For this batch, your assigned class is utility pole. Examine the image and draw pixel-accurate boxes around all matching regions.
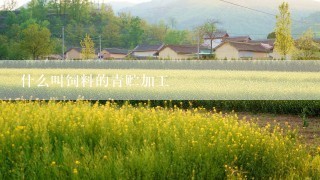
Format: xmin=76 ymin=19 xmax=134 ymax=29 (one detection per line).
xmin=99 ymin=35 xmax=102 ymax=60
xmin=62 ymin=26 xmax=65 ymax=60
xmin=197 ymin=33 xmax=200 ymax=60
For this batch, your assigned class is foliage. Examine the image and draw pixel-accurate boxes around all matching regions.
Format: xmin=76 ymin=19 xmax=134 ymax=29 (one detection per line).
xmin=21 ymin=23 xmax=52 ymax=60
xmin=198 ymin=19 xmax=219 ymax=54
xmin=267 ymin=32 xmax=276 ymax=39
xmin=0 ymin=1 xmax=192 ymax=60
xmin=0 ymin=101 xmax=319 ymax=179
xmin=293 ymin=29 xmax=320 ymax=60
xmin=274 ymin=2 xmax=295 ymax=59
xmin=80 ymin=33 xmax=95 ymax=60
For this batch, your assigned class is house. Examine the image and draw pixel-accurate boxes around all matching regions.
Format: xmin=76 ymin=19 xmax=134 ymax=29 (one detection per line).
xmin=65 ymin=47 xmax=98 ymax=60
xmin=130 ymin=44 xmax=164 ymax=59
xmin=65 ymin=47 xmax=82 ymax=60
xmin=158 ymin=45 xmax=198 ymax=59
xmin=214 ymin=41 xmax=272 ymax=60
xmin=224 ymin=36 xmax=252 ymax=43
xmin=202 ymin=31 xmax=229 ymax=49
xmin=100 ymin=48 xmax=129 ymax=59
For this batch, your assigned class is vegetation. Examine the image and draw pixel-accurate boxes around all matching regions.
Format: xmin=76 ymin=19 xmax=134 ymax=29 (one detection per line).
xmin=80 ymin=34 xmax=95 ymax=60
xmin=0 ymin=0 xmax=194 ymax=60
xmin=274 ymin=2 xmax=295 ymax=59
xmin=294 ymin=29 xmax=320 ymax=60
xmin=0 ymin=101 xmax=319 ymax=179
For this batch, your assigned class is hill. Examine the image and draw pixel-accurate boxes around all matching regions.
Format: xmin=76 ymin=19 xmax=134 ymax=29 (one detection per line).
xmin=121 ymin=0 xmax=320 ymax=39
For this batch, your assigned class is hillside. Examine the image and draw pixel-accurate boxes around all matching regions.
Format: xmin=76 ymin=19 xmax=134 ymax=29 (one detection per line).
xmin=121 ymin=0 xmax=320 ymax=39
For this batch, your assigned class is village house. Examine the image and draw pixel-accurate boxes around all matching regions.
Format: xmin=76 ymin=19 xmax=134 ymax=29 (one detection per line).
xmin=214 ymin=41 xmax=273 ymax=60
xmin=158 ymin=45 xmax=199 ymax=59
xmin=202 ymin=31 xmax=229 ymax=49
xmin=224 ymin=36 xmax=252 ymax=43
xmin=100 ymin=48 xmax=129 ymax=59
xmin=64 ymin=47 xmax=82 ymax=60
xmin=130 ymin=44 xmax=164 ymax=59
xmin=65 ymin=47 xmax=99 ymax=60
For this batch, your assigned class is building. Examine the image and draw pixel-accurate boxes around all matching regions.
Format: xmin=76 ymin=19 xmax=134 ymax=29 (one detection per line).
xmin=224 ymin=36 xmax=252 ymax=43
xmin=100 ymin=48 xmax=129 ymax=59
xmin=214 ymin=41 xmax=272 ymax=60
xmin=130 ymin=44 xmax=164 ymax=59
xmin=65 ymin=47 xmax=99 ymax=60
xmin=158 ymin=45 xmax=198 ymax=59
xmin=202 ymin=31 xmax=229 ymax=49
xmin=65 ymin=48 xmax=82 ymax=60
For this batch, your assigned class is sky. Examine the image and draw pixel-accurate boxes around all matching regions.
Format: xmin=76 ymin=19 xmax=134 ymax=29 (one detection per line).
xmin=1 ymin=0 xmax=151 ymax=8
xmin=1 ymin=0 xmax=319 ymax=9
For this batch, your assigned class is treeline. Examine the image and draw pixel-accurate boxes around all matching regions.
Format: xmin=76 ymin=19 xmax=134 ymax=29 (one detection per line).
xmin=0 ymin=0 xmax=194 ymax=60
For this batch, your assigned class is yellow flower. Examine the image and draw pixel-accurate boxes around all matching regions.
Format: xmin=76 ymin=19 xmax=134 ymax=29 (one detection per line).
xmin=103 ymin=155 xmax=108 ymax=160
xmin=73 ymin=168 xmax=78 ymax=174
xmin=51 ymin=161 xmax=56 ymax=166
xmin=75 ymin=160 xmax=80 ymax=165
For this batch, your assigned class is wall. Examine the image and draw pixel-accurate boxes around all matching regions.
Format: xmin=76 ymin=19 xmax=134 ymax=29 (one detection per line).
xmin=66 ymin=49 xmax=82 ymax=60
xmin=215 ymin=43 xmax=239 ymax=59
xmin=133 ymin=51 xmax=157 ymax=57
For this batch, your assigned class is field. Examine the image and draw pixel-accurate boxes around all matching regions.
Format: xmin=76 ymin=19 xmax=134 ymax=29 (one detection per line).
xmin=1 ymin=69 xmax=320 ymax=100
xmin=0 ymin=101 xmax=320 ymax=179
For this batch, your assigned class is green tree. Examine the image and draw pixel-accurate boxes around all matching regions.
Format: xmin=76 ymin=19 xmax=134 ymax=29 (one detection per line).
xmin=0 ymin=35 xmax=9 ymax=59
xmin=21 ymin=23 xmax=52 ymax=60
xmin=274 ymin=2 xmax=294 ymax=59
xmin=199 ymin=19 xmax=219 ymax=54
xmin=164 ymin=30 xmax=190 ymax=45
xmin=80 ymin=33 xmax=95 ymax=59
xmin=294 ymin=29 xmax=320 ymax=59
xmin=267 ymin=32 xmax=276 ymax=39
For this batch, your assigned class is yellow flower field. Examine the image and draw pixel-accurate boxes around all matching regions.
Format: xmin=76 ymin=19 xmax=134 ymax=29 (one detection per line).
xmin=0 ymin=101 xmax=319 ymax=179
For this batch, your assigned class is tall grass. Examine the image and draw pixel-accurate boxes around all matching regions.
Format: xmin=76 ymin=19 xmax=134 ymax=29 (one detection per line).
xmin=0 ymin=101 xmax=319 ymax=179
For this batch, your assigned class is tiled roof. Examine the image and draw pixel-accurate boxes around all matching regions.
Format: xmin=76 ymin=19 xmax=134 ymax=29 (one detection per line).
xmin=215 ymin=41 xmax=271 ymax=53
xmin=65 ymin=47 xmax=82 ymax=53
xmin=104 ymin=48 xmax=128 ymax=55
xmin=163 ymin=45 xmax=198 ymax=54
xmin=224 ymin=36 xmax=251 ymax=42
xmin=249 ymin=39 xmax=275 ymax=46
xmin=133 ymin=44 xmax=164 ymax=52
xmin=203 ymin=31 xmax=229 ymax=39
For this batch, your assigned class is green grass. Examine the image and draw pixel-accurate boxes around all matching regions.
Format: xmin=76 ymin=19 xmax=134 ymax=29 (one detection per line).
xmin=1 ymin=69 xmax=320 ymax=100
xmin=0 ymin=101 xmax=319 ymax=179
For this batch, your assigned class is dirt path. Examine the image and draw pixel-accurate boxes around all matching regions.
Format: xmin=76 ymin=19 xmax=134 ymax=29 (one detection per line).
xmin=234 ymin=112 xmax=320 ymax=147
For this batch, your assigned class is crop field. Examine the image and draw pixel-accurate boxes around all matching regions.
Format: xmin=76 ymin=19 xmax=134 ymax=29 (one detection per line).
xmin=0 ymin=69 xmax=320 ymax=100
xmin=0 ymin=101 xmax=320 ymax=179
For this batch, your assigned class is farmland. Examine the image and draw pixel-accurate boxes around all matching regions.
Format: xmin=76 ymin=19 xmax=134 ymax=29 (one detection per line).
xmin=1 ymin=68 xmax=320 ymax=100
xmin=0 ymin=101 xmax=319 ymax=179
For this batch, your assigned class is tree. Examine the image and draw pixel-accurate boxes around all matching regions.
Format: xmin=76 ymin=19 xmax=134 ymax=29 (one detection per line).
xmin=199 ymin=19 xmax=219 ymax=54
xmin=267 ymin=32 xmax=276 ymax=39
xmin=21 ymin=23 xmax=52 ymax=60
xmin=0 ymin=35 xmax=9 ymax=59
xmin=80 ymin=33 xmax=95 ymax=59
xmin=294 ymin=29 xmax=320 ymax=59
xmin=274 ymin=2 xmax=294 ymax=59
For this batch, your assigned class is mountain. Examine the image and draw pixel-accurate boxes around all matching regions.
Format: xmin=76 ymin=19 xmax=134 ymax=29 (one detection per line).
xmin=106 ymin=1 xmax=135 ymax=13
xmin=120 ymin=0 xmax=320 ymax=39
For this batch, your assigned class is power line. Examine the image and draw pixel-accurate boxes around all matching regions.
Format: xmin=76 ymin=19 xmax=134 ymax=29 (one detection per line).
xmin=218 ymin=0 xmax=320 ymax=26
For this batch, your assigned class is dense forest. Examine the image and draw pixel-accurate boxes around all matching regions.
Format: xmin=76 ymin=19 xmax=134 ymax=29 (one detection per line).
xmin=0 ymin=0 xmax=195 ymax=60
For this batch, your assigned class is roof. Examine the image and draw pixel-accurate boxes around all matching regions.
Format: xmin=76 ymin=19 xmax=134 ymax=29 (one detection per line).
xmin=203 ymin=31 xmax=229 ymax=39
xmin=133 ymin=44 xmax=164 ymax=52
xmin=224 ymin=36 xmax=251 ymax=42
xmin=104 ymin=48 xmax=128 ymax=55
xmin=65 ymin=47 xmax=82 ymax=54
xmin=161 ymin=45 xmax=198 ymax=54
xmin=214 ymin=41 xmax=272 ymax=53
xmin=249 ymin=39 xmax=275 ymax=46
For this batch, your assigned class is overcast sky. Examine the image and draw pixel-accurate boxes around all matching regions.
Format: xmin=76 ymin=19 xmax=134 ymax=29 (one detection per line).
xmin=1 ymin=0 xmax=319 ymax=9
xmin=0 ymin=0 xmax=152 ymax=9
